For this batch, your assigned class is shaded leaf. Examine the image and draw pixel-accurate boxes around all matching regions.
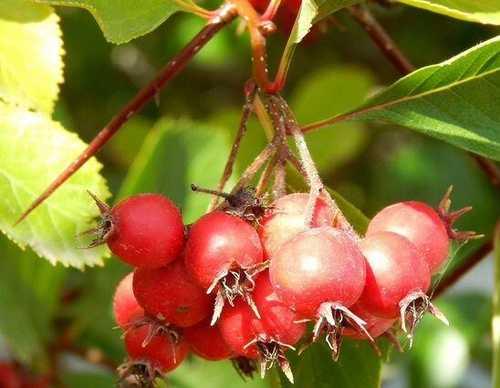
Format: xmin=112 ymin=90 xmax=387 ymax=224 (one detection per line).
xmin=34 ymin=0 xmax=180 ymax=44
xmin=0 ymin=101 xmax=110 ymax=268
xmin=119 ymin=118 xmax=231 ymax=223
xmin=397 ymin=0 xmax=500 ymax=25
xmin=0 ymin=0 xmax=63 ymax=113
xmin=281 ymin=341 xmax=382 ymax=388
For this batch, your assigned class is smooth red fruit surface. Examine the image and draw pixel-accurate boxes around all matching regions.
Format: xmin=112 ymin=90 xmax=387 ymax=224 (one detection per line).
xmin=185 ymin=211 xmax=263 ymax=289
xmin=218 ymin=272 xmax=305 ymax=358
xmin=258 ymin=193 xmax=333 ymax=258
xmin=133 ymin=260 xmax=211 ymax=327
xmin=0 ymin=363 xmax=21 ymax=388
xmin=184 ymin=320 xmax=233 ymax=361
xmin=367 ymin=201 xmax=449 ymax=273
xmin=343 ymin=306 xmax=395 ymax=339
xmin=125 ymin=325 xmax=189 ymax=373
xmin=107 ymin=194 xmax=184 ymax=268
xmin=357 ymin=232 xmax=431 ymax=319
xmin=270 ymin=227 xmax=366 ymax=317
xmin=113 ymin=272 xmax=144 ymax=329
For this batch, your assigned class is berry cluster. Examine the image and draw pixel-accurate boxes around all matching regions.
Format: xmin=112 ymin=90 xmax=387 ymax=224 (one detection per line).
xmin=90 ymin=187 xmax=472 ymax=386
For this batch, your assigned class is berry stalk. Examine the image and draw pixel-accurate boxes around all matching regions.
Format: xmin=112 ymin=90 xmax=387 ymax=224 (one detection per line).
xmin=15 ymin=4 xmax=238 ymax=224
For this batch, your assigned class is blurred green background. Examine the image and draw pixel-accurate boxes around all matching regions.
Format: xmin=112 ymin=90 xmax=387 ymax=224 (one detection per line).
xmin=1 ymin=2 xmax=499 ymax=387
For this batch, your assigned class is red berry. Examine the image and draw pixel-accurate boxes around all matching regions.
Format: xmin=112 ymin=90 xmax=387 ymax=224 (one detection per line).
xmin=357 ymin=232 xmax=431 ymax=319
xmin=185 ymin=211 xmax=264 ymax=289
xmin=258 ymin=193 xmax=333 ymax=258
xmin=133 ymin=260 xmax=211 ymax=328
xmin=0 ymin=363 xmax=21 ymax=388
xmin=366 ymin=201 xmax=449 ymax=273
xmin=184 ymin=320 xmax=233 ymax=361
xmin=107 ymin=194 xmax=185 ymax=268
xmin=125 ymin=325 xmax=189 ymax=374
xmin=113 ymin=272 xmax=144 ymax=329
xmin=269 ymin=227 xmax=366 ymax=318
xmin=343 ymin=306 xmax=395 ymax=340
xmin=218 ymin=272 xmax=305 ymax=358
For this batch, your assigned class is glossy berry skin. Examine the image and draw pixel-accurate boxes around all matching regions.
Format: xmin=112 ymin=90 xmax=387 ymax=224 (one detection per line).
xmin=357 ymin=232 xmax=431 ymax=319
xmin=133 ymin=260 xmax=211 ymax=327
xmin=184 ymin=320 xmax=233 ymax=361
xmin=367 ymin=201 xmax=449 ymax=273
xmin=270 ymin=227 xmax=366 ymax=318
xmin=107 ymin=194 xmax=184 ymax=268
xmin=125 ymin=325 xmax=189 ymax=373
xmin=343 ymin=306 xmax=395 ymax=340
xmin=258 ymin=193 xmax=333 ymax=258
xmin=0 ymin=363 xmax=21 ymax=388
xmin=113 ymin=272 xmax=144 ymax=329
xmin=218 ymin=272 xmax=305 ymax=358
xmin=185 ymin=211 xmax=264 ymax=289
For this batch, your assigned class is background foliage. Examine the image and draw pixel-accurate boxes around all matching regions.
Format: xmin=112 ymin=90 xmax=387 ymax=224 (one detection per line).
xmin=0 ymin=0 xmax=498 ymax=387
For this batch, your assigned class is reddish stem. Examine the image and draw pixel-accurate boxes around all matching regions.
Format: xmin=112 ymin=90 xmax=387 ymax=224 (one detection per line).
xmin=15 ymin=5 xmax=237 ymax=224
xmin=348 ymin=4 xmax=415 ymax=75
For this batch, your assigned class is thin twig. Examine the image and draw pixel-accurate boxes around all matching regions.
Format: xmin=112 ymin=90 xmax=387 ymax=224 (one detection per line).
xmin=256 ymin=154 xmax=278 ymax=197
xmin=471 ymin=154 xmax=500 ymax=187
xmin=209 ymin=80 xmax=257 ymax=210
xmin=228 ymin=140 xmax=277 ymax=196
xmin=433 ymin=240 xmax=493 ymax=298
xmin=348 ymin=4 xmax=415 ymax=74
xmin=16 ymin=4 xmax=238 ymax=224
xmin=266 ymin=96 xmax=288 ymax=198
xmin=273 ymin=95 xmax=358 ymax=239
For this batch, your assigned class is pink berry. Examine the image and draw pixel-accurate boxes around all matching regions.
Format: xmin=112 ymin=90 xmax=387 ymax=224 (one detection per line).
xmin=133 ymin=260 xmax=211 ymax=328
xmin=185 ymin=211 xmax=264 ymax=289
xmin=258 ymin=193 xmax=333 ymax=258
xmin=218 ymin=272 xmax=305 ymax=359
xmin=113 ymin=272 xmax=144 ymax=329
xmin=367 ymin=201 xmax=449 ymax=273
xmin=184 ymin=320 xmax=233 ymax=361
xmin=107 ymin=194 xmax=185 ymax=268
xmin=357 ymin=232 xmax=431 ymax=319
xmin=269 ymin=227 xmax=366 ymax=318
xmin=343 ymin=305 xmax=395 ymax=340
xmin=0 ymin=363 xmax=21 ymax=388
xmin=125 ymin=324 xmax=189 ymax=373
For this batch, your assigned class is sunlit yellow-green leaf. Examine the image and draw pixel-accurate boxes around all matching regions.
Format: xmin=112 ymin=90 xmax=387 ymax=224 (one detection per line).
xmin=398 ymin=0 xmax=500 ymax=25
xmin=0 ymin=0 xmax=63 ymax=113
xmin=34 ymin=0 xmax=180 ymax=44
xmin=0 ymin=101 xmax=109 ymax=268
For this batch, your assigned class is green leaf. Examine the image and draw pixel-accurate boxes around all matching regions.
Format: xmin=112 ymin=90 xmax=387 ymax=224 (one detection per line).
xmin=290 ymin=0 xmax=359 ymax=44
xmin=0 ymin=0 xmax=63 ymax=113
xmin=169 ymin=358 xmax=271 ymax=388
xmin=397 ymin=0 xmax=500 ymax=25
xmin=0 ymin=234 xmax=66 ymax=362
xmin=310 ymin=36 xmax=500 ymax=160
xmin=0 ymin=101 xmax=110 ymax=268
xmin=34 ymin=0 xmax=180 ymax=44
xmin=328 ymin=188 xmax=369 ymax=234
xmin=281 ymin=341 xmax=382 ymax=388
xmin=119 ymin=118 xmax=231 ymax=223
xmin=494 ymin=222 xmax=500 ymax=387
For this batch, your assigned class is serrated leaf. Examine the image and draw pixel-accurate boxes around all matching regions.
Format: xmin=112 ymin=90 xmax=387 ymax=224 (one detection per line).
xmin=281 ymin=341 xmax=382 ymax=388
xmin=34 ymin=0 xmax=180 ymax=44
xmin=0 ymin=101 xmax=109 ymax=268
xmin=307 ymin=36 xmax=500 ymax=160
xmin=119 ymin=118 xmax=231 ymax=223
xmin=397 ymin=0 xmax=500 ymax=25
xmin=0 ymin=234 xmax=66 ymax=362
xmin=0 ymin=0 xmax=63 ymax=113
xmin=290 ymin=0 xmax=359 ymax=44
